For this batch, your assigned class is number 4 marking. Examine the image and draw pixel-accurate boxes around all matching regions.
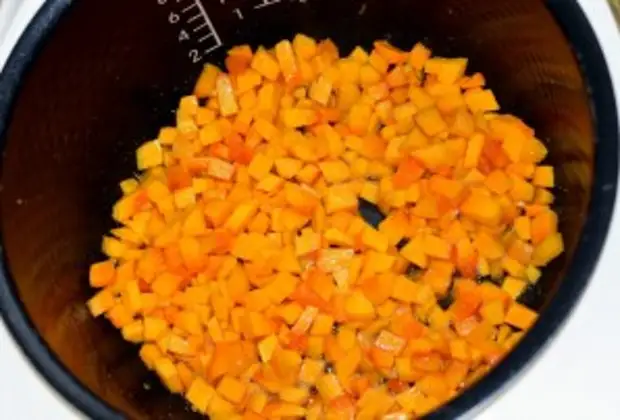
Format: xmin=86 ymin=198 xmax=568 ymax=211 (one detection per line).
xmin=179 ymin=29 xmax=190 ymax=42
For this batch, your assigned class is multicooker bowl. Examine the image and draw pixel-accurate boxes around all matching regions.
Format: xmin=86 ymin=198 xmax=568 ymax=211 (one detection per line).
xmin=0 ymin=0 xmax=617 ymax=418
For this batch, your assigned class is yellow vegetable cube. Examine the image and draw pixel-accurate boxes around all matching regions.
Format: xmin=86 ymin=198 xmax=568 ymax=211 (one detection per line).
xmin=216 ymin=376 xmax=246 ymax=404
xmin=514 ymin=216 xmax=532 ymax=241
xmin=256 ymin=174 xmax=285 ymax=194
xmin=464 ymin=89 xmax=500 ymax=113
xmin=396 ymin=387 xmax=431 ymax=414
xmin=136 ymin=140 xmax=163 ymax=170
xmin=526 ymin=265 xmax=542 ymax=283
xmin=248 ymin=153 xmax=274 ymax=180
xmin=344 ymin=290 xmax=376 ymax=320
xmin=531 ymin=232 xmax=564 ymax=266
xmin=119 ymin=178 xmax=139 ymax=194
xmin=199 ymin=122 xmax=222 ymax=145
xmin=275 ymin=40 xmax=298 ymax=81
xmin=299 ymin=359 xmax=325 ymax=386
xmin=533 ymin=166 xmax=555 ymax=188
xmin=87 ymin=289 xmax=115 ymax=317
xmin=409 ymin=86 xmax=435 ymax=109
xmin=362 ymin=227 xmax=390 ymax=253
xmin=326 ymin=184 xmax=358 ymax=214
xmin=208 ymin=394 xmax=236 ymax=416
xmin=502 ymin=276 xmax=527 ymax=300
xmin=280 ymin=387 xmax=310 ymax=405
xmin=152 ymin=272 xmax=182 ymax=298
xmin=174 ymin=187 xmax=196 ymax=209
xmin=102 ymin=236 xmax=127 ymax=259
xmin=207 ymin=158 xmax=235 ymax=181
xmin=123 ymin=280 xmax=142 ymax=313
xmin=310 ymin=314 xmax=335 ymax=336
xmin=415 ymin=107 xmax=447 ymax=136
xmin=463 ymin=133 xmax=485 ymax=169
xmin=251 ymin=48 xmax=281 ymax=81
xmin=271 ymin=404 xmax=307 ymax=418
xmin=216 ymin=74 xmax=239 ymax=117
xmin=295 ymin=228 xmax=321 ymax=256
xmin=363 ymin=251 xmax=396 ymax=275
xmin=360 ymin=181 xmax=380 ymax=204
xmin=505 ymin=302 xmax=538 ymax=330
xmin=296 ymin=164 xmax=321 ymax=184
xmin=324 ymin=228 xmax=354 ymax=247
xmin=154 ymin=357 xmax=183 ymax=393
xmin=480 ymin=300 xmax=506 ymax=325
xmin=186 ymin=377 xmax=216 ymax=414
xmin=144 ymin=317 xmax=168 ymax=341
xmin=349 ymin=46 xmax=369 ymax=63
xmin=310 ymin=75 xmax=334 ymax=106
xmin=224 ymin=201 xmax=259 ymax=233
xmin=139 ymin=344 xmax=162 ymax=370
xmin=281 ymin=108 xmax=318 ymax=128
xmin=254 ymin=118 xmax=280 ymax=142
xmin=265 ymin=272 xmax=299 ymax=304
xmin=236 ymin=68 xmax=262 ymax=94
xmin=293 ymin=34 xmax=318 ymax=59
xmin=400 ymin=236 xmax=428 ymax=269
xmin=319 ymin=160 xmax=351 ymax=184
xmin=248 ymin=388 xmax=268 ymax=413
xmin=194 ymin=64 xmax=220 ymax=98
xmin=316 ymin=374 xmax=344 ymax=401
xmin=275 ymin=158 xmax=303 ymax=179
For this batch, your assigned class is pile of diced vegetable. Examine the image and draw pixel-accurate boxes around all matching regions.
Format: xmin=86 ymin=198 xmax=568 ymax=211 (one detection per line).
xmin=87 ymin=34 xmax=564 ymax=419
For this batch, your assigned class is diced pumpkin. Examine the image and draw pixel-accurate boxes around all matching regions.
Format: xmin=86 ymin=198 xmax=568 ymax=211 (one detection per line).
xmin=251 ymin=48 xmax=281 ymax=81
xmin=91 ymin=35 xmax=560 ymax=419
xmin=531 ymin=232 xmax=564 ymax=267
xmin=87 ymin=289 xmax=116 ymax=317
xmin=89 ymin=260 xmax=116 ymax=288
xmin=504 ymin=303 xmax=538 ymax=330
xmin=464 ymin=89 xmax=499 ymax=113
xmin=461 ymin=192 xmax=502 ymax=226
xmin=400 ymin=235 xmax=428 ymax=269
xmin=187 ymin=377 xmax=216 ymax=414
xmin=344 ymin=291 xmax=376 ymax=320
xmin=216 ymin=75 xmax=239 ymax=117
xmin=415 ymin=107 xmax=448 ymax=136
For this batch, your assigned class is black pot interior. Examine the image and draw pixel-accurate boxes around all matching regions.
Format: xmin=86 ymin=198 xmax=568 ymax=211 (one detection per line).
xmin=0 ymin=0 xmax=615 ymax=419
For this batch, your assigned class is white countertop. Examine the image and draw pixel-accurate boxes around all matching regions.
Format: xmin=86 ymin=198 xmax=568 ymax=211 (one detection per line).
xmin=1 ymin=0 xmax=620 ymax=418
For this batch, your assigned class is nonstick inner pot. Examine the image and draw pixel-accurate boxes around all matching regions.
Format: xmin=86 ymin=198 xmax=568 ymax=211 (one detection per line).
xmin=0 ymin=0 xmax=617 ymax=419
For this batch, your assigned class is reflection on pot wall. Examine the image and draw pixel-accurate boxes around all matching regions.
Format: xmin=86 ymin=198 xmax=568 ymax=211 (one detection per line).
xmin=610 ymin=0 xmax=620 ymax=27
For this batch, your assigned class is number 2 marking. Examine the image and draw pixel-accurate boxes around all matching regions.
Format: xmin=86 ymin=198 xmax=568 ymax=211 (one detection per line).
xmin=189 ymin=49 xmax=203 ymax=63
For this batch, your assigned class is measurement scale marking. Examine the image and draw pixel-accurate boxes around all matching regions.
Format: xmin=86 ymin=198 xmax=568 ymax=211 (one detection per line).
xmin=198 ymin=32 xmax=215 ymax=42
xmin=181 ymin=3 xmax=198 ymax=13
xmin=192 ymin=0 xmax=223 ymax=46
xmin=254 ymin=0 xmax=281 ymax=10
xmin=188 ymin=13 xmax=203 ymax=23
